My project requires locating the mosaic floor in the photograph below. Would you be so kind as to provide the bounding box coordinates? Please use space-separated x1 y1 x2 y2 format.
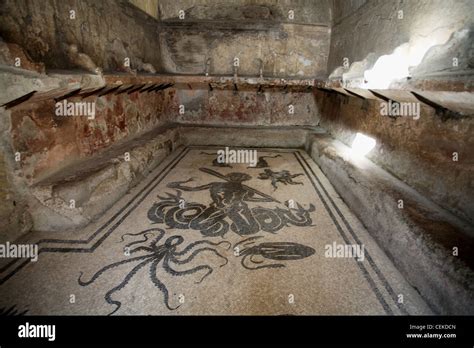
0 147 432 315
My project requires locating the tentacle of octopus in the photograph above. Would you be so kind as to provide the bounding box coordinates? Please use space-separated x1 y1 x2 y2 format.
129 246 154 254
78 254 153 286
250 254 264 264
124 232 155 248
163 255 213 284
241 254 285 270
234 236 263 250
120 228 165 247
157 190 182 201
174 240 231 256
105 257 155 315
171 247 228 267
149 258 180 311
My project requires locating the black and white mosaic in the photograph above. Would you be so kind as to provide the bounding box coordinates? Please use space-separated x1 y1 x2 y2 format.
0 147 431 315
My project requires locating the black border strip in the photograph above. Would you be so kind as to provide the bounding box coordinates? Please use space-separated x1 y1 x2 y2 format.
0 147 190 284
293 151 393 314
295 151 409 315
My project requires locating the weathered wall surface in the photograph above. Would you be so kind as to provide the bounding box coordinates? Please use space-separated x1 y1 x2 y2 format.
9 88 175 184
1 78 176 238
0 0 332 77
332 0 366 23
158 0 331 77
322 0 474 222
329 0 474 79
0 33 173 239
0 0 162 72
172 89 319 126
314 90 474 224
160 25 329 77
26 126 180 233
0 45 91 242
0 124 33 243
158 0 331 24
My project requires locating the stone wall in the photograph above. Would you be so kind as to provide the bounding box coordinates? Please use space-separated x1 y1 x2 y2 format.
0 0 332 77
9 88 175 185
173 89 319 126
329 0 474 79
0 0 162 72
160 24 329 77
158 0 331 24
0 54 88 242
158 0 331 77
314 90 474 224
0 125 32 243
0 37 173 239
320 0 474 223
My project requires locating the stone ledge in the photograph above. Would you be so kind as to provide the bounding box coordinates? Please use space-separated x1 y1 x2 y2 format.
307 133 474 314
27 126 180 233
179 123 324 149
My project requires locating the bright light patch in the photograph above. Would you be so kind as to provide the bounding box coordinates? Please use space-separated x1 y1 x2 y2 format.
350 133 376 159
362 32 451 89
364 45 409 89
